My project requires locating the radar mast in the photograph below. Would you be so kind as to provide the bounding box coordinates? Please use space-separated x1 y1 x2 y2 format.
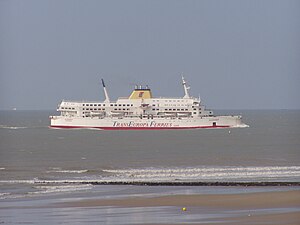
182 76 190 99
101 78 110 103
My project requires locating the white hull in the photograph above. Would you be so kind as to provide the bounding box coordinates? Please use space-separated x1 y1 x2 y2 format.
50 115 248 130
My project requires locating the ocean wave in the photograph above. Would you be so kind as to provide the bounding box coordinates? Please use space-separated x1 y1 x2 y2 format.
0 125 27 129
0 193 18 200
0 192 10 197
46 168 89 174
29 184 93 195
0 184 93 200
0 180 36 184
103 166 300 181
103 166 300 174
1 166 300 187
0 178 299 187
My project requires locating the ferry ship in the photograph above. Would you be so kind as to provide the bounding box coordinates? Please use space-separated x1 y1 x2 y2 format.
50 77 248 130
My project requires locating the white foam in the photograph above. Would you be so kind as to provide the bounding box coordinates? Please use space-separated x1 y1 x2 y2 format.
0 193 13 200
47 169 89 174
0 192 10 197
103 166 300 174
1 166 299 185
103 166 300 182
0 180 36 184
0 125 27 129
29 184 93 195
0 184 93 199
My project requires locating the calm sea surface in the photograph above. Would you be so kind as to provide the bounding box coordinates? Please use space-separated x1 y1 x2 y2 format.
0 110 300 200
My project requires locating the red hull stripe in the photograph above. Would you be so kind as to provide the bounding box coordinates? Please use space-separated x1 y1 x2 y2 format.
50 125 231 130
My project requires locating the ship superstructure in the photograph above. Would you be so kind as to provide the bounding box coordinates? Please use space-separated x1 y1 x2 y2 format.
50 77 248 129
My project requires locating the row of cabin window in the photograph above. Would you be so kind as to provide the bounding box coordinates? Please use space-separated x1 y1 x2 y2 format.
152 99 188 102
83 108 132 111
61 107 75 110
112 104 133 107
109 104 133 107
83 104 105 107
83 108 105 111
165 108 189 111
152 108 189 111
164 104 188 107
83 103 134 107
150 104 189 107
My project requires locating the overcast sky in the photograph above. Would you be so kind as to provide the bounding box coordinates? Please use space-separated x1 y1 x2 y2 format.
0 0 299 110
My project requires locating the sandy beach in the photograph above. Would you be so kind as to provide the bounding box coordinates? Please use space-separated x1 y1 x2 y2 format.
55 189 300 225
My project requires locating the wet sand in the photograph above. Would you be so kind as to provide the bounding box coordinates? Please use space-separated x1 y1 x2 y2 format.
57 190 300 225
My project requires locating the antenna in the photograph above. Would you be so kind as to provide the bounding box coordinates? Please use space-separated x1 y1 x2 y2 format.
101 78 110 103
101 79 106 87
182 75 190 99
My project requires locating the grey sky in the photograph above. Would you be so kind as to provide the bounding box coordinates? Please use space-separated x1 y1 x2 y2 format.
0 0 299 110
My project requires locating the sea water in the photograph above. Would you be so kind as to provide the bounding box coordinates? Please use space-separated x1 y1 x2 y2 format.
1 110 300 224
0 110 300 200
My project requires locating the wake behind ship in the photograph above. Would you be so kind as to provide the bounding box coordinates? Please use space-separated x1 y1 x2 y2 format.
50 77 248 130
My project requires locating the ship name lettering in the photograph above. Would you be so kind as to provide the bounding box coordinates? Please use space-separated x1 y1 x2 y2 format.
131 122 148 127
113 121 173 127
150 121 172 127
113 121 131 127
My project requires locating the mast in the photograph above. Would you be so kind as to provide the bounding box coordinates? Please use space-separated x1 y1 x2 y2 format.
101 79 110 103
182 76 190 99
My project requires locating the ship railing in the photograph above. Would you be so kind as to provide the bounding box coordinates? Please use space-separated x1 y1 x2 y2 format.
61 100 106 103
108 114 194 119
